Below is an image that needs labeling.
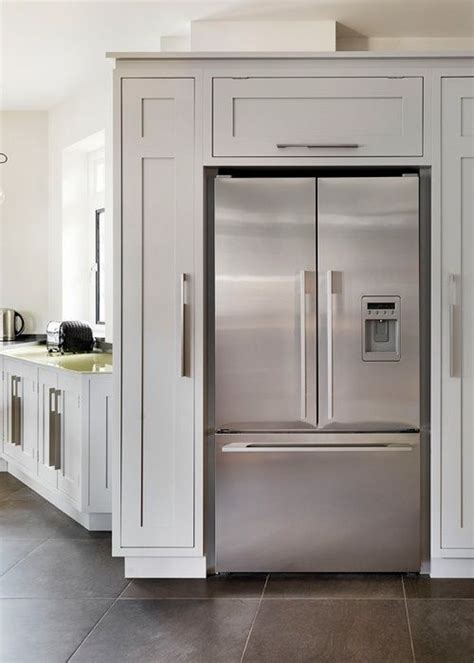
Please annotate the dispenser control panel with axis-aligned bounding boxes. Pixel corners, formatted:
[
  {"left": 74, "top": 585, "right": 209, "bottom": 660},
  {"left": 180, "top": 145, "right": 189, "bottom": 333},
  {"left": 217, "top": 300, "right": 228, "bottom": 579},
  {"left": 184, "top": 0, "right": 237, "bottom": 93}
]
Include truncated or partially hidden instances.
[{"left": 362, "top": 296, "right": 401, "bottom": 362}]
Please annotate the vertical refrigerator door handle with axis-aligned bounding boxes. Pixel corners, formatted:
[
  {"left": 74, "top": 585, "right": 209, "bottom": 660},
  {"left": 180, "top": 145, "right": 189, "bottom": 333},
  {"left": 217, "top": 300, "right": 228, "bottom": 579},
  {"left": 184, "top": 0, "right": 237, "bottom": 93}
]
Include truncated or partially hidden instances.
[
  {"left": 448, "top": 273, "right": 458, "bottom": 378},
  {"left": 180, "top": 273, "right": 186, "bottom": 378},
  {"left": 327, "top": 270, "right": 334, "bottom": 420},
  {"left": 299, "top": 270, "right": 307, "bottom": 419}
]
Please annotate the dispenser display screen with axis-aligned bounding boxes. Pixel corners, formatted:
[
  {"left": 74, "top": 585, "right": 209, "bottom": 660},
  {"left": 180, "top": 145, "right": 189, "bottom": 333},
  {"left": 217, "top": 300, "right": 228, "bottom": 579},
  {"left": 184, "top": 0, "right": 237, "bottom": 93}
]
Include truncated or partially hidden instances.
[{"left": 367, "top": 302, "right": 396, "bottom": 310}]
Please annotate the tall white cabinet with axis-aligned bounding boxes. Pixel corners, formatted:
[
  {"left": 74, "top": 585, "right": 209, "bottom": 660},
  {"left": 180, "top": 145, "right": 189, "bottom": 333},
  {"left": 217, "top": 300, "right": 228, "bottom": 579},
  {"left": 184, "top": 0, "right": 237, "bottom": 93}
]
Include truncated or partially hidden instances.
[
  {"left": 112, "top": 53, "right": 474, "bottom": 578},
  {"left": 435, "top": 76, "right": 474, "bottom": 572},
  {"left": 117, "top": 77, "right": 204, "bottom": 576}
]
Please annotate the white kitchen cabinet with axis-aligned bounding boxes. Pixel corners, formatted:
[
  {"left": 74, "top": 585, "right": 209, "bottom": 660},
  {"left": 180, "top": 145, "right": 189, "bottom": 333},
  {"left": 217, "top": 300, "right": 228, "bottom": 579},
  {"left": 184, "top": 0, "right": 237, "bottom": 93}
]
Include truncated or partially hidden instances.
[
  {"left": 38, "top": 368, "right": 59, "bottom": 489},
  {"left": 1, "top": 352, "right": 112, "bottom": 530},
  {"left": 2, "top": 358, "right": 38, "bottom": 475},
  {"left": 56, "top": 373, "right": 82, "bottom": 503},
  {"left": 112, "top": 52, "right": 474, "bottom": 578},
  {"left": 120, "top": 78, "right": 196, "bottom": 551},
  {"left": 440, "top": 77, "right": 474, "bottom": 553},
  {"left": 213, "top": 77, "right": 423, "bottom": 158}
]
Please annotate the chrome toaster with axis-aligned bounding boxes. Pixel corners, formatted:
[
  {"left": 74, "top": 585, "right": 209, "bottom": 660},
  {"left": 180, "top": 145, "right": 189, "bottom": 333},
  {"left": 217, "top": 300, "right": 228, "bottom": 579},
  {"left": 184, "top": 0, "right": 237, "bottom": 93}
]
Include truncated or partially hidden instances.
[{"left": 46, "top": 321, "right": 95, "bottom": 354}]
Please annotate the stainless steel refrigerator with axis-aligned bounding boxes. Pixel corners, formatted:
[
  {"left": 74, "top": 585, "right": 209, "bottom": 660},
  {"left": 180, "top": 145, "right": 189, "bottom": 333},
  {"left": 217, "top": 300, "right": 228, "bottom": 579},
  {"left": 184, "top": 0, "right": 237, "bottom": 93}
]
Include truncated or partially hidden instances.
[{"left": 214, "top": 175, "right": 421, "bottom": 572}]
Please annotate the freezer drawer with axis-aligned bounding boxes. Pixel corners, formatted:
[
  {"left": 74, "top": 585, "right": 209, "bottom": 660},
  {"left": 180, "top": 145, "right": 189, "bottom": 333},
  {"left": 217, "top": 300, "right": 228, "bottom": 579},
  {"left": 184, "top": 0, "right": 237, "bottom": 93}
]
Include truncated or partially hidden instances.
[
  {"left": 215, "top": 433, "right": 420, "bottom": 572},
  {"left": 213, "top": 77, "right": 423, "bottom": 157}
]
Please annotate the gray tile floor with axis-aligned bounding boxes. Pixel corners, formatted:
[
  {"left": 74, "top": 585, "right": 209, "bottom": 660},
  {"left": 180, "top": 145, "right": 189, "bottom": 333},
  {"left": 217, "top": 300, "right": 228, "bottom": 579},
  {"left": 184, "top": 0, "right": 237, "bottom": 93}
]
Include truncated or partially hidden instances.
[{"left": 1, "top": 473, "right": 473, "bottom": 663}]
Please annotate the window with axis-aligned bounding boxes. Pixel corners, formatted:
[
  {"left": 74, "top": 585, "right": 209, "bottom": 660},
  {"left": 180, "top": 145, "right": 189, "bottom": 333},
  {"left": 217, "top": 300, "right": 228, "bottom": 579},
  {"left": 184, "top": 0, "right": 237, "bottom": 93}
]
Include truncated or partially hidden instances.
[{"left": 95, "top": 208, "right": 105, "bottom": 325}]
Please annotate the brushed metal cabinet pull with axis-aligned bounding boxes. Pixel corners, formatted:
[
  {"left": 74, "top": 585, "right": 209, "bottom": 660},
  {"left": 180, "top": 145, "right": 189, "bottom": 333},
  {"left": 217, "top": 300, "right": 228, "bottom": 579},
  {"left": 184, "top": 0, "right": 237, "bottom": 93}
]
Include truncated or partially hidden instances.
[
  {"left": 276, "top": 143, "right": 360, "bottom": 149},
  {"left": 180, "top": 273, "right": 186, "bottom": 377},
  {"left": 448, "top": 273, "right": 458, "bottom": 378},
  {"left": 48, "top": 387, "right": 57, "bottom": 468},
  {"left": 55, "top": 389, "right": 62, "bottom": 471}
]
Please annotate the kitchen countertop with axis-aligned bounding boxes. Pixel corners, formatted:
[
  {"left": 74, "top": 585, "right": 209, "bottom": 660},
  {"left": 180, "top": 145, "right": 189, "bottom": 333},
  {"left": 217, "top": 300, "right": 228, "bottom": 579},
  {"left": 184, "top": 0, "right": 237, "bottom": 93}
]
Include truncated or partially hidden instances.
[
  {"left": 0, "top": 345, "right": 113, "bottom": 374},
  {"left": 0, "top": 334, "right": 46, "bottom": 348}
]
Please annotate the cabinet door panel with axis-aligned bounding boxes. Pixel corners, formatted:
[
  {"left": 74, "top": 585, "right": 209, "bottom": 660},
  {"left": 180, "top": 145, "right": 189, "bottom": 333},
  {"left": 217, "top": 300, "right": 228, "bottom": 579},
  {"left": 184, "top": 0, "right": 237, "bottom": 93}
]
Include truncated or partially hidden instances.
[
  {"left": 441, "top": 77, "right": 474, "bottom": 549},
  {"left": 56, "top": 374, "right": 81, "bottom": 504},
  {"left": 121, "top": 78, "right": 195, "bottom": 548},
  {"left": 2, "top": 360, "right": 38, "bottom": 475},
  {"left": 2, "top": 363, "right": 22, "bottom": 463},
  {"left": 19, "top": 367, "right": 38, "bottom": 476},
  {"left": 213, "top": 77, "right": 423, "bottom": 157},
  {"left": 38, "top": 370, "right": 58, "bottom": 489}
]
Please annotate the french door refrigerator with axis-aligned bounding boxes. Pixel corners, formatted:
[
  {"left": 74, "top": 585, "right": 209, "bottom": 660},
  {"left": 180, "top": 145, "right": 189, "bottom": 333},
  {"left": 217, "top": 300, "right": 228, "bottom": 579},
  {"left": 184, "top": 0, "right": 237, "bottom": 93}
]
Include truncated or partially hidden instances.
[{"left": 214, "top": 175, "right": 421, "bottom": 572}]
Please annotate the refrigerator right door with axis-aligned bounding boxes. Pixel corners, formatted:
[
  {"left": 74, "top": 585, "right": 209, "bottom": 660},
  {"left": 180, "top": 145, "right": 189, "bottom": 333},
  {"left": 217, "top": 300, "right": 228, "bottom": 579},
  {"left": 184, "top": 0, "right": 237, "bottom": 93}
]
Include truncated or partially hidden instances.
[{"left": 317, "top": 177, "right": 420, "bottom": 431}]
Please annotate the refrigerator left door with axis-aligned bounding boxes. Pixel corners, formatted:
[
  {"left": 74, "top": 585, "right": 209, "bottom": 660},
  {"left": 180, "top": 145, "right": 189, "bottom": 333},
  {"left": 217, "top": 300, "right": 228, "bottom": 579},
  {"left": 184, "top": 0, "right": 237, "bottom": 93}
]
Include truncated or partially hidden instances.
[{"left": 214, "top": 177, "right": 316, "bottom": 431}]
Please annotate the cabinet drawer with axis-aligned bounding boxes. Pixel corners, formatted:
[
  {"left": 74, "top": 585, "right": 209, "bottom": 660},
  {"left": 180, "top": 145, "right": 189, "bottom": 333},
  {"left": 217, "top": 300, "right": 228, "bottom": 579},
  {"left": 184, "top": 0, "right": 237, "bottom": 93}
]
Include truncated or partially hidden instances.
[{"left": 213, "top": 77, "right": 423, "bottom": 157}]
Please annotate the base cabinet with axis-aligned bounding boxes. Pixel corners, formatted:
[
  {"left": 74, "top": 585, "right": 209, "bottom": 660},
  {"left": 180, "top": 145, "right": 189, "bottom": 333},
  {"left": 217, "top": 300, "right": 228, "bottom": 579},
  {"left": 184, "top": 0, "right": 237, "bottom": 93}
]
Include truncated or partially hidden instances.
[
  {"left": 2, "top": 358, "right": 38, "bottom": 476},
  {"left": 1, "top": 354, "right": 112, "bottom": 530}
]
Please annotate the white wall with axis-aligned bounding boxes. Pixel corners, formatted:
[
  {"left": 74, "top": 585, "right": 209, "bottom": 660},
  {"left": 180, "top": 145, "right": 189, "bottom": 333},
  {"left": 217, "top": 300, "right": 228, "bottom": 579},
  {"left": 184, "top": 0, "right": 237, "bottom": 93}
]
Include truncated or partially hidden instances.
[
  {"left": 0, "top": 112, "right": 50, "bottom": 333},
  {"left": 49, "top": 77, "right": 113, "bottom": 340}
]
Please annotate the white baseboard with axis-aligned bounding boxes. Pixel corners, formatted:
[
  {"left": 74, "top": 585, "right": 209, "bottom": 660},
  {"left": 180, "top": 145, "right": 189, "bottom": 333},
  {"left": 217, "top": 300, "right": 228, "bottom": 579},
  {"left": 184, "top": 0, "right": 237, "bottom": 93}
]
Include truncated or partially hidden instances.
[
  {"left": 5, "top": 461, "right": 111, "bottom": 532},
  {"left": 0, "top": 458, "right": 8, "bottom": 472},
  {"left": 430, "top": 557, "right": 474, "bottom": 578},
  {"left": 124, "top": 556, "right": 207, "bottom": 578}
]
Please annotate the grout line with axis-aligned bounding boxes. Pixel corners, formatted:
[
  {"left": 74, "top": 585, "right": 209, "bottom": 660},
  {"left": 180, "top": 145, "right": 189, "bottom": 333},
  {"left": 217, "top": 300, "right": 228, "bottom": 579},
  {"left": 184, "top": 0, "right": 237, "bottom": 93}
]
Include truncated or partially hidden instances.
[
  {"left": 0, "top": 538, "right": 49, "bottom": 578},
  {"left": 240, "top": 574, "right": 269, "bottom": 663},
  {"left": 402, "top": 576, "right": 417, "bottom": 663},
  {"left": 66, "top": 580, "right": 132, "bottom": 662}
]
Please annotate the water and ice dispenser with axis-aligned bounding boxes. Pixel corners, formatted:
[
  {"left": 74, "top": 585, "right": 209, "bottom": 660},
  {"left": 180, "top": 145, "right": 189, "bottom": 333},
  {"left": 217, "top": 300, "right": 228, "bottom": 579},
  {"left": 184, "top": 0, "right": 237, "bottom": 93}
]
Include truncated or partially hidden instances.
[{"left": 362, "top": 296, "right": 401, "bottom": 361}]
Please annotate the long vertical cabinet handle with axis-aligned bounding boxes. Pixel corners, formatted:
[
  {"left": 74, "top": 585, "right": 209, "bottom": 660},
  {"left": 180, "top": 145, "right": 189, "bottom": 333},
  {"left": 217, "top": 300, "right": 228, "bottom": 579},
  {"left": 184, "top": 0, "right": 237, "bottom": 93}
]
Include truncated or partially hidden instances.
[
  {"left": 327, "top": 270, "right": 334, "bottom": 421},
  {"left": 10, "top": 375, "right": 17, "bottom": 445},
  {"left": 448, "top": 273, "right": 458, "bottom": 378},
  {"left": 55, "top": 389, "right": 62, "bottom": 471},
  {"left": 48, "top": 387, "right": 57, "bottom": 468},
  {"left": 17, "top": 377, "right": 23, "bottom": 447},
  {"left": 299, "top": 270, "right": 307, "bottom": 420},
  {"left": 180, "top": 273, "right": 186, "bottom": 377}
]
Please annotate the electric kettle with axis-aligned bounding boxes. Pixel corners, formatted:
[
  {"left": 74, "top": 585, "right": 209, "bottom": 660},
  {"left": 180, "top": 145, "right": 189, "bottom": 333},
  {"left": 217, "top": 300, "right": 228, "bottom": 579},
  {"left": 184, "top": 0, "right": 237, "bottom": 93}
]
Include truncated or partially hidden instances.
[{"left": 0, "top": 309, "right": 25, "bottom": 341}]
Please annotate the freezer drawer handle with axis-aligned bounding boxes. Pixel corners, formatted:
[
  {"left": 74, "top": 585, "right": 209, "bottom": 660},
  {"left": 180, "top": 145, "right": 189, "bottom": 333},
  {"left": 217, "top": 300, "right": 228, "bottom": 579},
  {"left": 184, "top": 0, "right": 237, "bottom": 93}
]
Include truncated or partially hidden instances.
[
  {"left": 276, "top": 143, "right": 360, "bottom": 149},
  {"left": 222, "top": 443, "right": 414, "bottom": 453}
]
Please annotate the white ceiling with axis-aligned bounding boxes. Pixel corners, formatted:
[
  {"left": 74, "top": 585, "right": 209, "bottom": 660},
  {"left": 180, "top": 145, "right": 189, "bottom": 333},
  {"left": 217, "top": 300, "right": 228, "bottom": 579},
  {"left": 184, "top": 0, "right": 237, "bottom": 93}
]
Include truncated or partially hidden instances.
[{"left": 1, "top": 0, "right": 473, "bottom": 110}]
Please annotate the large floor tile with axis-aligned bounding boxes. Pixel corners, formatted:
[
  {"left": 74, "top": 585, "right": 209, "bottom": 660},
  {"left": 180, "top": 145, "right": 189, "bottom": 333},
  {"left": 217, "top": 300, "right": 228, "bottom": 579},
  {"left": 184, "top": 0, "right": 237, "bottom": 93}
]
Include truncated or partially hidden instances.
[
  {"left": 404, "top": 575, "right": 474, "bottom": 598},
  {"left": 123, "top": 574, "right": 267, "bottom": 599},
  {"left": 0, "top": 490, "right": 109, "bottom": 540},
  {"left": 408, "top": 599, "right": 474, "bottom": 662},
  {"left": 0, "top": 473, "right": 24, "bottom": 501},
  {"left": 265, "top": 573, "right": 403, "bottom": 598},
  {"left": 243, "top": 599, "right": 413, "bottom": 662},
  {"left": 0, "top": 598, "right": 112, "bottom": 663},
  {"left": 71, "top": 598, "right": 258, "bottom": 662},
  {"left": 0, "top": 539, "right": 127, "bottom": 598},
  {"left": 0, "top": 539, "right": 45, "bottom": 576}
]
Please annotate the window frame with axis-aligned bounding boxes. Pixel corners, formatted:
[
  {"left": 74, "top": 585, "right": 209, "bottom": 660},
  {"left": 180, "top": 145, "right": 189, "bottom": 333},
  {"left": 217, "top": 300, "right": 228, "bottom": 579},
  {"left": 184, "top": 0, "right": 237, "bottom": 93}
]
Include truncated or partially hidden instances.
[{"left": 95, "top": 207, "right": 105, "bottom": 325}]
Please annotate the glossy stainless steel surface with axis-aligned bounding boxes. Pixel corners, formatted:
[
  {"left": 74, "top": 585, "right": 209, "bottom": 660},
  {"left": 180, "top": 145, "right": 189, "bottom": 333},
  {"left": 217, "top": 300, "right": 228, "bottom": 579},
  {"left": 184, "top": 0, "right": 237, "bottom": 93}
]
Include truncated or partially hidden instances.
[
  {"left": 215, "top": 432, "right": 421, "bottom": 572},
  {"left": 214, "top": 177, "right": 316, "bottom": 430},
  {"left": 213, "top": 174, "right": 422, "bottom": 573},
  {"left": 317, "top": 177, "right": 420, "bottom": 431},
  {"left": 0, "top": 309, "right": 24, "bottom": 341}
]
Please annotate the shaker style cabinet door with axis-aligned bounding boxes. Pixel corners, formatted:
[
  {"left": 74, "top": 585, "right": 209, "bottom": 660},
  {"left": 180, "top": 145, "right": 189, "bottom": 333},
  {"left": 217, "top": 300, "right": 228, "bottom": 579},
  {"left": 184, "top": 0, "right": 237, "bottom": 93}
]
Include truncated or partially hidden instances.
[
  {"left": 56, "top": 373, "right": 82, "bottom": 504},
  {"left": 2, "top": 361, "right": 22, "bottom": 464},
  {"left": 441, "top": 77, "right": 474, "bottom": 550},
  {"left": 38, "top": 369, "right": 59, "bottom": 489},
  {"left": 121, "top": 78, "right": 195, "bottom": 548}
]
